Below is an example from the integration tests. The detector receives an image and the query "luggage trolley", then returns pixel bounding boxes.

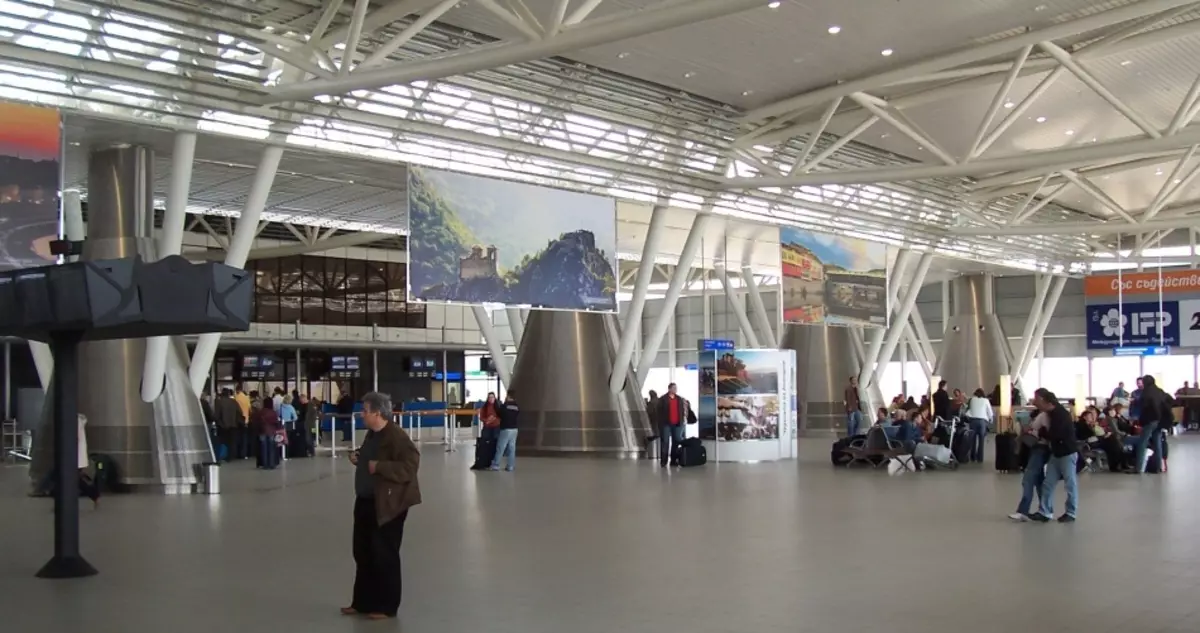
[914,416,960,471]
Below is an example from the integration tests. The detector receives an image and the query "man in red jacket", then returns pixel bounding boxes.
[655,383,690,467]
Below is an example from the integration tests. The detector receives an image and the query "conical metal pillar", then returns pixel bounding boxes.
[781,324,861,434]
[30,146,212,493]
[510,310,651,455]
[937,274,1008,396]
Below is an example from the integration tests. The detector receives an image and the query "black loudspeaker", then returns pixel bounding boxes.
[0,256,252,342]
[480,356,495,374]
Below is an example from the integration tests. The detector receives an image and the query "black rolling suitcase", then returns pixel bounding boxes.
[994,432,1018,472]
[951,427,975,463]
[286,428,311,458]
[674,437,707,467]
[472,438,497,470]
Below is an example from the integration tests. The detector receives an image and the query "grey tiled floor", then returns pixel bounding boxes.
[2,437,1200,633]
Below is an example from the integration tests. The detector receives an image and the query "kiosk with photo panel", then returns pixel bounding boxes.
[696,339,797,462]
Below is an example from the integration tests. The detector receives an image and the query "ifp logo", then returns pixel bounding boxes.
[1131,311,1172,337]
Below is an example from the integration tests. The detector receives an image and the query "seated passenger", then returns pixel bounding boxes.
[874,407,890,425]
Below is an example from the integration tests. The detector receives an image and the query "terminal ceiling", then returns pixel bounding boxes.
[5,0,1200,276]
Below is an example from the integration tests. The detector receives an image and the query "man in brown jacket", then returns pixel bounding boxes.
[342,392,421,620]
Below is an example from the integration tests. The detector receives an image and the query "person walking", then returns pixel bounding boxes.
[963,388,994,463]
[214,388,242,462]
[490,391,520,471]
[343,392,421,620]
[1009,389,1051,522]
[843,376,863,438]
[1133,375,1172,473]
[655,383,689,467]
[1033,390,1079,523]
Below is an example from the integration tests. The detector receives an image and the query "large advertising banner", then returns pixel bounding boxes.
[779,226,888,327]
[1083,270,1200,349]
[407,167,618,312]
[714,350,783,441]
[0,102,60,271]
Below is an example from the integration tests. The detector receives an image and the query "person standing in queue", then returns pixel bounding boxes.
[656,383,689,467]
[233,383,252,460]
[490,391,520,472]
[344,392,421,621]
[214,388,242,462]
[844,376,863,438]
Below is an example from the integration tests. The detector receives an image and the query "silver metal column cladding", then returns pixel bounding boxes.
[510,310,651,455]
[936,274,1009,396]
[31,146,213,493]
[782,324,861,434]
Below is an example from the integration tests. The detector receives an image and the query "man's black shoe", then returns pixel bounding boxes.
[1028,513,1051,523]
[1057,514,1076,523]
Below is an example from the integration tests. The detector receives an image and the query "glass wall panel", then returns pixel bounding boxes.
[323,258,346,326]
[344,259,368,327]
[365,260,388,327]
[277,256,303,324]
[299,256,324,325]
[253,258,280,323]
[1144,354,1197,393]
[1091,356,1139,399]
[1039,357,1088,401]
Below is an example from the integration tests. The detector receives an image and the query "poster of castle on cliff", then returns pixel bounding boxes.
[406,167,619,312]
[0,102,61,272]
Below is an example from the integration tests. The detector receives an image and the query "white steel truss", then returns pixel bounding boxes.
[734,0,1200,254]
[0,0,1161,273]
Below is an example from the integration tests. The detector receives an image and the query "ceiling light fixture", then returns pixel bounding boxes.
[617,52,630,59]
[683,71,696,79]
[1065,130,1075,135]
[827,25,841,34]
[1120,60,1132,66]
[742,90,754,96]
[1035,116,1047,123]
[881,48,894,56]
[1003,101,1015,108]
[767,1,781,8]
[1156,170,1164,176]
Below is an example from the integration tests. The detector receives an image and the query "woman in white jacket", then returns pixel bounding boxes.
[963,388,994,463]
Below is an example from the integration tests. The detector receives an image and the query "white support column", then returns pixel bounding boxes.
[742,268,777,347]
[142,132,197,403]
[860,248,914,387]
[940,278,951,333]
[1013,274,1050,385]
[610,205,667,392]
[635,214,712,387]
[189,146,285,395]
[505,307,525,352]
[667,313,677,384]
[718,268,759,348]
[908,307,938,373]
[871,253,935,397]
[3,341,9,419]
[1014,275,1067,380]
[472,306,513,387]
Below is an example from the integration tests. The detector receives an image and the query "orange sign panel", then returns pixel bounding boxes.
[1084,269,1200,298]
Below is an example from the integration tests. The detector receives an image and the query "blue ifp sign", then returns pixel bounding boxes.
[699,339,735,351]
[1086,301,1180,349]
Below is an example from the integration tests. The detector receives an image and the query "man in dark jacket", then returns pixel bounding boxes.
[932,380,951,421]
[655,383,690,467]
[214,389,242,462]
[1134,375,1172,474]
[490,391,520,471]
[1033,390,1078,523]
